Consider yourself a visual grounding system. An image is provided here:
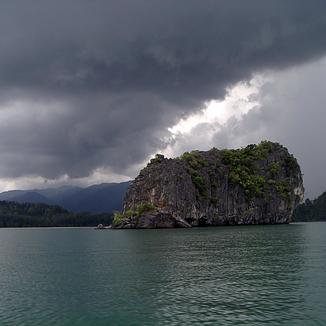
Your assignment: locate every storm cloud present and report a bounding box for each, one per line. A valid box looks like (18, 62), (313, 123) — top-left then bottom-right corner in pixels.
(212, 58), (326, 199)
(0, 0), (326, 189)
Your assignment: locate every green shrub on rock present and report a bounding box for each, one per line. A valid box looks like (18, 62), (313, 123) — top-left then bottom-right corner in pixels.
(180, 151), (208, 197)
(113, 202), (157, 224)
(136, 202), (156, 216)
(220, 141), (296, 200)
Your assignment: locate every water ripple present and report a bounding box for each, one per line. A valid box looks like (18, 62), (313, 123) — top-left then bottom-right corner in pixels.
(0, 224), (325, 325)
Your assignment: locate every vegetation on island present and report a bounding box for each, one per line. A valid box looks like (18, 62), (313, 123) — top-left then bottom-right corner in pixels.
(220, 141), (294, 200)
(0, 201), (113, 227)
(180, 141), (299, 201)
(150, 154), (166, 164)
(113, 202), (156, 224)
(180, 150), (208, 197)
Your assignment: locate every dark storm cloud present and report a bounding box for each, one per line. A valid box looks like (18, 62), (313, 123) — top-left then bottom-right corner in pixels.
(0, 0), (326, 180)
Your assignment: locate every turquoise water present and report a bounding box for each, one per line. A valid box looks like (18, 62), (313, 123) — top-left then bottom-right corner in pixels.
(0, 223), (325, 325)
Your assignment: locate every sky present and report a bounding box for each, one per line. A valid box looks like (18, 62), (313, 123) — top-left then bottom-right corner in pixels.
(0, 0), (326, 198)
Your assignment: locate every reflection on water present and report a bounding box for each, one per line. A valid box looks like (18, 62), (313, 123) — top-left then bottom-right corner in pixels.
(0, 223), (325, 325)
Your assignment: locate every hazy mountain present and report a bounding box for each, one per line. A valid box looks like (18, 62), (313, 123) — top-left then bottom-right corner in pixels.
(7, 192), (53, 205)
(0, 182), (131, 214)
(37, 186), (82, 200)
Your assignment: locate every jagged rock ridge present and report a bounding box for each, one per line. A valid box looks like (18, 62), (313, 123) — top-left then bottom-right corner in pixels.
(112, 141), (304, 228)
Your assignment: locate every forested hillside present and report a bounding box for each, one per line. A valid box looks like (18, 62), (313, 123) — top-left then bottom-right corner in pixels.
(293, 192), (326, 222)
(0, 201), (112, 227)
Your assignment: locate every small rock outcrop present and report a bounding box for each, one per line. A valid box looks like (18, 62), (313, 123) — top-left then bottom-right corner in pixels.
(112, 141), (304, 228)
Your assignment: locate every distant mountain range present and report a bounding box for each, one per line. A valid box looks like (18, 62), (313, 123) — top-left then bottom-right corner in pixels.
(0, 182), (131, 214)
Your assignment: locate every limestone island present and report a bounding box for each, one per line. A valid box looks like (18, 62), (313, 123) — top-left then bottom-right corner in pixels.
(112, 141), (304, 229)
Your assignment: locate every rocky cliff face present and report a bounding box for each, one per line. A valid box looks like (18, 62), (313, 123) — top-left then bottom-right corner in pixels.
(112, 141), (304, 228)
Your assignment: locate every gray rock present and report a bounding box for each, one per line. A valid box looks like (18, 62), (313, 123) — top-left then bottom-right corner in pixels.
(112, 141), (304, 228)
(113, 211), (191, 229)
